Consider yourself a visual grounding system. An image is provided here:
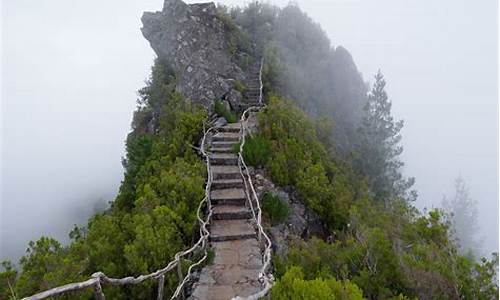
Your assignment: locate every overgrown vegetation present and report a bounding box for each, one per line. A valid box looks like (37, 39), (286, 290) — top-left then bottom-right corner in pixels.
(261, 192), (289, 225)
(252, 95), (355, 231)
(214, 99), (237, 123)
(0, 60), (208, 299)
(254, 92), (498, 299)
(240, 135), (270, 167)
(271, 266), (364, 300)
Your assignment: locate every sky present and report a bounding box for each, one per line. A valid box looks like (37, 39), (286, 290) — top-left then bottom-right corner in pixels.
(1, 0), (498, 261)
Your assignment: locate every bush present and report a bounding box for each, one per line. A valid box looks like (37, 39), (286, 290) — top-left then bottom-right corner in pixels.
(271, 266), (364, 300)
(257, 96), (356, 230)
(262, 192), (289, 225)
(214, 100), (237, 123)
(242, 135), (271, 166)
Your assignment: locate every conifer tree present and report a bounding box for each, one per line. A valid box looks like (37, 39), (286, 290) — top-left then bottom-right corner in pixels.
(355, 70), (416, 204)
(442, 176), (481, 257)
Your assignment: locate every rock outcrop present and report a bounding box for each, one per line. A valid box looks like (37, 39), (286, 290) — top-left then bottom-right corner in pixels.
(141, 0), (245, 108)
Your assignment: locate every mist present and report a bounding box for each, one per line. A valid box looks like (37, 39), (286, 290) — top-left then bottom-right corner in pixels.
(2, 0), (498, 263)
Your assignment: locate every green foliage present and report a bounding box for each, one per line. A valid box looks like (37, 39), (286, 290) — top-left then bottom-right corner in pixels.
(271, 266), (364, 300)
(214, 99), (237, 123)
(0, 261), (17, 300)
(355, 71), (416, 204)
(6, 59), (208, 299)
(275, 198), (499, 299)
(241, 135), (270, 167)
(124, 206), (185, 273)
(206, 247), (216, 266)
(261, 192), (289, 225)
(220, 2), (278, 60)
(14, 237), (90, 299)
(257, 95), (357, 230)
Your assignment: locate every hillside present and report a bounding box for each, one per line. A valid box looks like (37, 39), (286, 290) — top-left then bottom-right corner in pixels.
(1, 1), (497, 299)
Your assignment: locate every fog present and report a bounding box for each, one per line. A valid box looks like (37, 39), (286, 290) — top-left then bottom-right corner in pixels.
(1, 0), (498, 262)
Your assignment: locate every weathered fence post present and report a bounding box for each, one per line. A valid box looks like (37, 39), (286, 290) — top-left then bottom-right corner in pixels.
(157, 274), (165, 300)
(93, 281), (105, 300)
(177, 261), (185, 300)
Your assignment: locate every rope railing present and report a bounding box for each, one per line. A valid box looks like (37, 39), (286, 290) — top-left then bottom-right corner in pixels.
(233, 58), (274, 300)
(21, 125), (216, 300)
(232, 106), (274, 300)
(258, 57), (264, 106)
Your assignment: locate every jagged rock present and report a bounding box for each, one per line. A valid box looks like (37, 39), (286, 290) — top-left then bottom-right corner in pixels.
(221, 100), (231, 112)
(223, 89), (243, 111)
(251, 168), (328, 257)
(212, 116), (228, 128)
(141, 0), (246, 108)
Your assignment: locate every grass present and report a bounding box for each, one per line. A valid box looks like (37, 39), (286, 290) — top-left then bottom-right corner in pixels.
(214, 99), (237, 123)
(262, 192), (289, 225)
(241, 135), (271, 167)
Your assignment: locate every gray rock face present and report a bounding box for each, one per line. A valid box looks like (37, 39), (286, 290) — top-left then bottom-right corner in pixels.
(251, 168), (328, 258)
(141, 0), (245, 108)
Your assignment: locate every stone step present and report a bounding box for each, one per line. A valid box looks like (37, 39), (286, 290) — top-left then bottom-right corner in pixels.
(210, 219), (256, 242)
(211, 165), (241, 180)
(212, 178), (244, 189)
(212, 205), (252, 220)
(210, 153), (238, 165)
(190, 239), (263, 300)
(211, 188), (246, 205)
(246, 86), (261, 90)
(210, 147), (234, 153)
(213, 132), (240, 142)
(211, 141), (237, 149)
(216, 124), (241, 133)
(245, 90), (261, 95)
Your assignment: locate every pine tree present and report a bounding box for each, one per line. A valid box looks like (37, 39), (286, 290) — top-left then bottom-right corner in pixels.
(355, 70), (416, 204)
(442, 175), (481, 257)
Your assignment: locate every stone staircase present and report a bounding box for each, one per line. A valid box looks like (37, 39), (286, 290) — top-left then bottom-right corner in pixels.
(243, 63), (262, 107)
(190, 122), (263, 300)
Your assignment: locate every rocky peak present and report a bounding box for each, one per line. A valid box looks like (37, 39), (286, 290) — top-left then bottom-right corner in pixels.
(141, 0), (246, 108)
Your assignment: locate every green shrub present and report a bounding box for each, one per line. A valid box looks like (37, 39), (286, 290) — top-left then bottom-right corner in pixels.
(262, 192), (289, 225)
(214, 100), (237, 123)
(271, 266), (364, 300)
(241, 135), (270, 167)
(257, 96), (355, 230)
(206, 247), (215, 265)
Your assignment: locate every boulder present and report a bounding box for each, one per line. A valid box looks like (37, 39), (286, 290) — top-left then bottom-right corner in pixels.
(141, 0), (246, 108)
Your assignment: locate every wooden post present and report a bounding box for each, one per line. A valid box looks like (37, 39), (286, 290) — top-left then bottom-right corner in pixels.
(93, 281), (106, 300)
(157, 275), (165, 300)
(177, 261), (185, 300)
